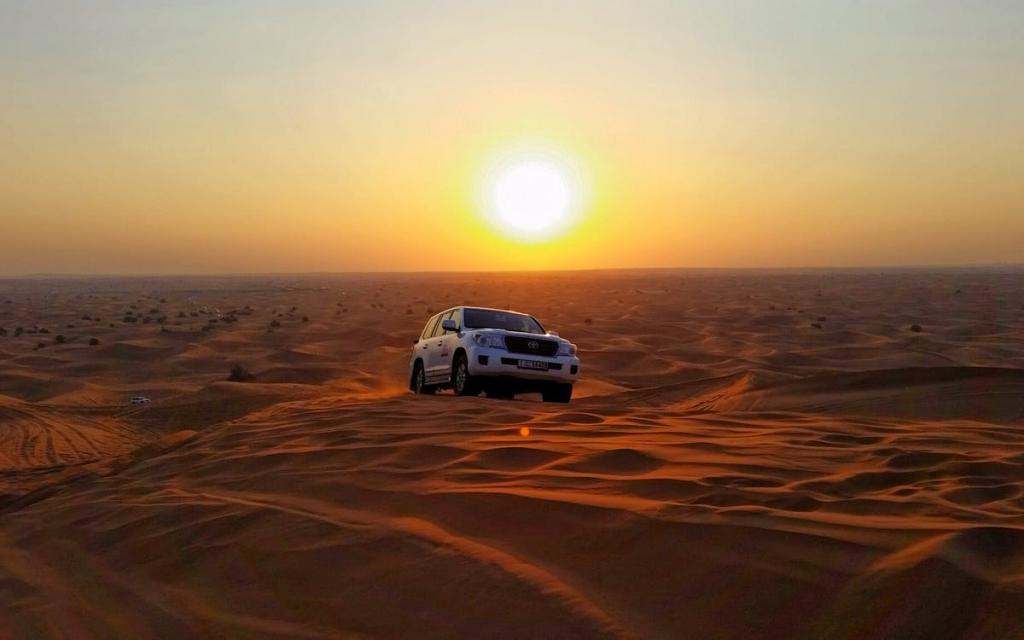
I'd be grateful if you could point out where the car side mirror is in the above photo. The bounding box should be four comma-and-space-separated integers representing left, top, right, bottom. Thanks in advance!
548, 330, 559, 337
441, 319, 458, 333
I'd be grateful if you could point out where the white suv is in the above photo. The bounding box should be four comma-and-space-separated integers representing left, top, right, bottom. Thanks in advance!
409, 306, 580, 403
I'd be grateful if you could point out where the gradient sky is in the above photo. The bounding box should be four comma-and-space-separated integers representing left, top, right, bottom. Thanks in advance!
2, 1, 1022, 274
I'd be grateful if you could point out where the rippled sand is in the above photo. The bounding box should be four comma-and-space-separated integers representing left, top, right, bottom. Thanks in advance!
1, 269, 1022, 638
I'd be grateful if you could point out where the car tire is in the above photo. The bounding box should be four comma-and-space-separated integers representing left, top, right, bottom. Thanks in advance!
542, 383, 573, 403
412, 361, 433, 394
452, 352, 479, 397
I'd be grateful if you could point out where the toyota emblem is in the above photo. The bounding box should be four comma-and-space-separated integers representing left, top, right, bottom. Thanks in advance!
528, 340, 539, 349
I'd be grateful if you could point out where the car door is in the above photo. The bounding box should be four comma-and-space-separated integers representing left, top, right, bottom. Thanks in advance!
426, 309, 456, 382
418, 313, 441, 380
436, 308, 462, 383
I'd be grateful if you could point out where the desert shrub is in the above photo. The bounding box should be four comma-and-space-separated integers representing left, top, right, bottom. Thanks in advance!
302, 315, 309, 323
89, 338, 100, 346
36, 342, 46, 349
811, 322, 822, 329
270, 319, 280, 328
228, 365, 255, 382
584, 318, 593, 324
178, 311, 186, 318
817, 316, 827, 322
910, 324, 923, 333
0, 328, 6, 336
54, 335, 66, 344
38, 328, 49, 334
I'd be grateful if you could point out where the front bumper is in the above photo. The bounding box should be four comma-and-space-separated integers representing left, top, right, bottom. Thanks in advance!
466, 345, 580, 384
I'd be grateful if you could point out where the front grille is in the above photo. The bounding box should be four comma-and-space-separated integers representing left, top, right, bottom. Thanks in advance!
504, 336, 559, 357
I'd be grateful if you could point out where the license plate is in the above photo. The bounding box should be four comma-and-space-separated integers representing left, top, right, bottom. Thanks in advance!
518, 360, 549, 371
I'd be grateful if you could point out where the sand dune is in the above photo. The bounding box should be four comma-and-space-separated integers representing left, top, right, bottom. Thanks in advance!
1, 269, 1023, 638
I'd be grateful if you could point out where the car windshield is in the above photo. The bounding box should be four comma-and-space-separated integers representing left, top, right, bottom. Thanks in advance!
463, 309, 544, 334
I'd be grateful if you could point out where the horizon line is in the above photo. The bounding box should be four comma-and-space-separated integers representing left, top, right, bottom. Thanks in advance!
2, 262, 1023, 279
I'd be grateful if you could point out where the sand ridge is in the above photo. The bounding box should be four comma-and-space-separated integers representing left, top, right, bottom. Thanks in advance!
0, 269, 1022, 638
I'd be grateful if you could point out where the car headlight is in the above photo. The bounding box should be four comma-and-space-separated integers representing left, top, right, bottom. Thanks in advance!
473, 333, 506, 349
557, 342, 577, 356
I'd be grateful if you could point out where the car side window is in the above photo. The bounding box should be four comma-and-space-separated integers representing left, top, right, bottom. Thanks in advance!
432, 311, 448, 337
421, 314, 440, 340
431, 310, 453, 338
439, 309, 458, 334
448, 308, 461, 331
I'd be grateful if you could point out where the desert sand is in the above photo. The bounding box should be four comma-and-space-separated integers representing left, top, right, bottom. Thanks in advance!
1, 269, 1023, 639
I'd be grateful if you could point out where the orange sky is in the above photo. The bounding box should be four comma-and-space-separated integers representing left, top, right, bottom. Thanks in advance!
1, 2, 1022, 274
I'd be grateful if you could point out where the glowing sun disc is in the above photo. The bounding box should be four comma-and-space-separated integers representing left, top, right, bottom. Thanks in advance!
479, 150, 584, 241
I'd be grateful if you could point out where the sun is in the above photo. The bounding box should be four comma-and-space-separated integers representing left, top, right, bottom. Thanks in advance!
479, 149, 585, 242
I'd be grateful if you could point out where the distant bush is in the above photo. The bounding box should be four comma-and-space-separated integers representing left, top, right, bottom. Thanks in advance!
302, 315, 309, 323
269, 319, 280, 328
36, 342, 46, 349
38, 328, 49, 334
0, 328, 6, 336
54, 335, 66, 344
228, 365, 255, 382
89, 338, 100, 346
910, 324, 923, 333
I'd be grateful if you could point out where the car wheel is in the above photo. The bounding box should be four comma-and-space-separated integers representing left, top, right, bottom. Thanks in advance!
452, 353, 479, 397
412, 361, 433, 394
542, 383, 573, 403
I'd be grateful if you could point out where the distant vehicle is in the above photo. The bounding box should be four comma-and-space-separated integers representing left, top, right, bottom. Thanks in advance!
409, 306, 580, 402
129, 396, 151, 406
